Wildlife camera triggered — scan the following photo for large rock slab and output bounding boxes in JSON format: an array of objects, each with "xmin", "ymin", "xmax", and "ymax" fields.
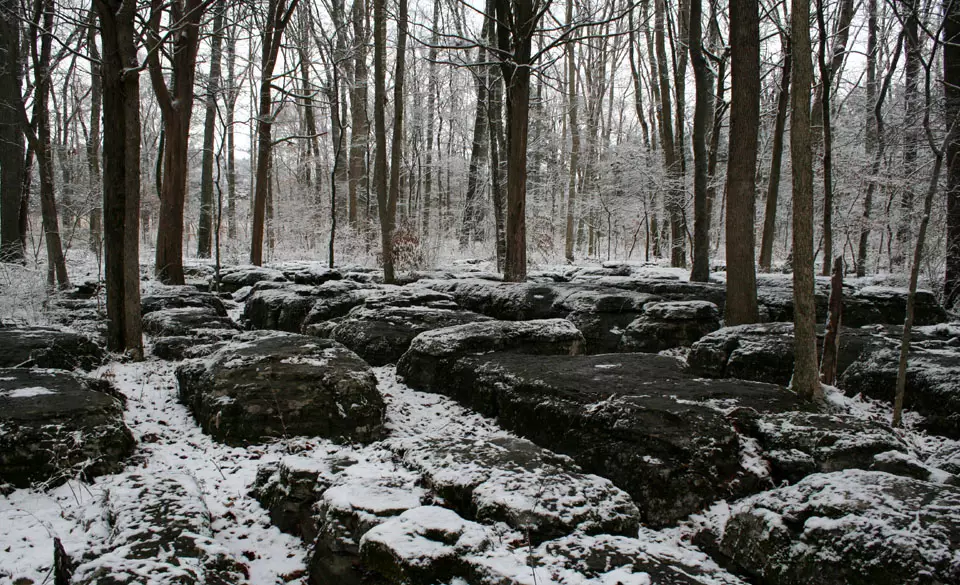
[
  {"xmin": 330, "ymin": 306, "xmax": 493, "ymax": 366},
  {"xmin": 214, "ymin": 265, "xmax": 288, "ymax": 293},
  {"xmin": 73, "ymin": 473, "xmax": 247, "ymax": 585},
  {"xmin": 710, "ymin": 470, "xmax": 960, "ymax": 585},
  {"xmin": 392, "ymin": 434, "xmax": 640, "ymax": 542},
  {"xmin": 361, "ymin": 507, "xmax": 747, "ymax": 585},
  {"xmin": 0, "ymin": 326, "xmax": 104, "ymax": 370},
  {"xmin": 396, "ymin": 319, "xmax": 585, "ymax": 392},
  {"xmin": 175, "ymin": 332, "xmax": 385, "ymax": 444},
  {"xmin": 141, "ymin": 285, "xmax": 227, "ymax": 316},
  {"xmin": 243, "ymin": 284, "xmax": 327, "ymax": 332},
  {"xmin": 619, "ymin": 300, "xmax": 721, "ymax": 352},
  {"xmin": 142, "ymin": 307, "xmax": 239, "ymax": 337},
  {"xmin": 401, "ymin": 351, "xmax": 804, "ymax": 526},
  {"xmin": 0, "ymin": 368, "xmax": 134, "ymax": 488}
]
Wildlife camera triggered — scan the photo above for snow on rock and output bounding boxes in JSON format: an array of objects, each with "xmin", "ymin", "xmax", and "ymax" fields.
[
  {"xmin": 176, "ymin": 332, "xmax": 385, "ymax": 444},
  {"xmin": 0, "ymin": 368, "xmax": 134, "ymax": 489},
  {"xmin": 142, "ymin": 306, "xmax": 240, "ymax": 337},
  {"xmin": 214, "ymin": 265, "xmax": 288, "ymax": 293},
  {"xmin": 0, "ymin": 325, "xmax": 105, "ymax": 370},
  {"xmin": 331, "ymin": 305, "xmax": 493, "ymax": 366},
  {"xmin": 243, "ymin": 284, "xmax": 329, "ymax": 332},
  {"xmin": 710, "ymin": 469, "xmax": 960, "ymax": 585},
  {"xmin": 72, "ymin": 472, "xmax": 248, "ymax": 585},
  {"xmin": 141, "ymin": 285, "xmax": 227, "ymax": 316},
  {"xmin": 392, "ymin": 434, "xmax": 640, "ymax": 542}
]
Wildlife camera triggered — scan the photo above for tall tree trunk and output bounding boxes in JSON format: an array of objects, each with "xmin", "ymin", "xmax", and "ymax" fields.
[
  {"xmin": 689, "ymin": 0, "xmax": 711, "ymax": 281},
  {"xmin": 95, "ymin": 0, "xmax": 143, "ymax": 356},
  {"xmin": 21, "ymin": 0, "xmax": 68, "ymax": 288},
  {"xmin": 816, "ymin": 0, "xmax": 835, "ymax": 275},
  {"xmin": 791, "ymin": 0, "xmax": 821, "ymax": 401},
  {"xmin": 422, "ymin": 0, "xmax": 438, "ymax": 242},
  {"xmin": 461, "ymin": 44, "xmax": 488, "ymax": 249},
  {"xmin": 197, "ymin": 0, "xmax": 225, "ymax": 258},
  {"xmin": 628, "ymin": 8, "xmax": 651, "ymax": 148},
  {"xmin": 87, "ymin": 13, "xmax": 103, "ymax": 254},
  {"xmin": 383, "ymin": 0, "xmax": 407, "ymax": 282},
  {"xmin": 487, "ymin": 1, "xmax": 507, "ymax": 271},
  {"xmin": 148, "ymin": 0, "xmax": 205, "ymax": 284},
  {"xmin": 250, "ymin": 0, "xmax": 300, "ymax": 266},
  {"xmin": 654, "ymin": 0, "xmax": 683, "ymax": 266},
  {"xmin": 348, "ymin": 0, "xmax": 369, "ymax": 229},
  {"xmin": 495, "ymin": 0, "xmax": 537, "ymax": 282},
  {"xmin": 225, "ymin": 21, "xmax": 238, "ymax": 241},
  {"xmin": 759, "ymin": 37, "xmax": 791, "ymax": 272},
  {"xmin": 945, "ymin": 0, "xmax": 960, "ymax": 307},
  {"xmin": 896, "ymin": 0, "xmax": 921, "ymax": 268},
  {"xmin": 565, "ymin": 0, "xmax": 579, "ymax": 263},
  {"xmin": 0, "ymin": 0, "xmax": 25, "ymax": 262},
  {"xmin": 372, "ymin": 0, "xmax": 391, "ymax": 280},
  {"xmin": 724, "ymin": 0, "xmax": 760, "ymax": 324}
]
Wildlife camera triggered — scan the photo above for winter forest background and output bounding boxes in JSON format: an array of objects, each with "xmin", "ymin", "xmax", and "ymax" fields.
[{"xmin": 2, "ymin": 0, "xmax": 960, "ymax": 339}]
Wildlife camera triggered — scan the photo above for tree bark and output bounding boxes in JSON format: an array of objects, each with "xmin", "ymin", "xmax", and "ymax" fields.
[
  {"xmin": 759, "ymin": 37, "xmax": 790, "ymax": 273},
  {"xmin": 249, "ymin": 0, "xmax": 300, "ymax": 266},
  {"xmin": 896, "ymin": 0, "xmax": 921, "ymax": 268},
  {"xmin": 564, "ymin": 0, "xmax": 579, "ymax": 263},
  {"xmin": 816, "ymin": 0, "xmax": 835, "ymax": 276},
  {"xmin": 0, "ymin": 0, "xmax": 25, "ymax": 262},
  {"xmin": 95, "ymin": 0, "xmax": 143, "ymax": 357},
  {"xmin": 86, "ymin": 13, "xmax": 103, "ymax": 254},
  {"xmin": 820, "ymin": 255, "xmax": 843, "ymax": 385},
  {"xmin": 372, "ymin": 0, "xmax": 391, "ymax": 279},
  {"xmin": 422, "ymin": 0, "xmax": 439, "ymax": 243},
  {"xmin": 945, "ymin": 0, "xmax": 960, "ymax": 307},
  {"xmin": 689, "ymin": 0, "xmax": 711, "ymax": 281},
  {"xmin": 653, "ymin": 0, "xmax": 684, "ymax": 267},
  {"xmin": 791, "ymin": 0, "xmax": 821, "ymax": 401},
  {"xmin": 383, "ymin": 0, "xmax": 407, "ymax": 282},
  {"xmin": 487, "ymin": 2, "xmax": 507, "ymax": 272},
  {"xmin": 197, "ymin": 0, "xmax": 225, "ymax": 259},
  {"xmin": 461, "ymin": 43, "xmax": 488, "ymax": 249},
  {"xmin": 723, "ymin": 0, "xmax": 760, "ymax": 324},
  {"xmin": 348, "ymin": 0, "xmax": 369, "ymax": 229},
  {"xmin": 225, "ymin": 16, "xmax": 238, "ymax": 240}
]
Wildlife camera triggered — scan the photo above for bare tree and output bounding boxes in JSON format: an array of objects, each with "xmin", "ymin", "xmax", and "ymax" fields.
[
  {"xmin": 198, "ymin": 0, "xmax": 226, "ymax": 258},
  {"xmin": 0, "ymin": 0, "xmax": 25, "ymax": 262},
  {"xmin": 689, "ymin": 0, "xmax": 711, "ymax": 281}
]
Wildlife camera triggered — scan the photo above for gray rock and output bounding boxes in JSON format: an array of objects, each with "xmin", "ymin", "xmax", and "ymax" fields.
[
  {"xmin": 141, "ymin": 285, "xmax": 227, "ymax": 316},
  {"xmin": 619, "ymin": 300, "xmax": 721, "ymax": 352},
  {"xmin": 713, "ymin": 470, "xmax": 960, "ymax": 585},
  {"xmin": 73, "ymin": 473, "xmax": 247, "ymax": 585},
  {"xmin": 142, "ymin": 307, "xmax": 239, "ymax": 337},
  {"xmin": 396, "ymin": 319, "xmax": 585, "ymax": 391},
  {"xmin": 331, "ymin": 306, "xmax": 492, "ymax": 366},
  {"xmin": 393, "ymin": 434, "xmax": 640, "ymax": 542},
  {"xmin": 0, "ymin": 368, "xmax": 134, "ymax": 488},
  {"xmin": 176, "ymin": 332, "xmax": 385, "ymax": 444},
  {"xmin": 215, "ymin": 265, "xmax": 288, "ymax": 293},
  {"xmin": 0, "ymin": 326, "xmax": 104, "ymax": 370}
]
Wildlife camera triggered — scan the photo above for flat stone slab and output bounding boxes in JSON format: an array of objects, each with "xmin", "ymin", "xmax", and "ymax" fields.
[
  {"xmin": 176, "ymin": 332, "xmax": 385, "ymax": 445},
  {"xmin": 330, "ymin": 306, "xmax": 493, "ymax": 366},
  {"xmin": 709, "ymin": 470, "xmax": 960, "ymax": 585},
  {"xmin": 142, "ymin": 307, "xmax": 239, "ymax": 338},
  {"xmin": 619, "ymin": 300, "xmax": 721, "ymax": 352},
  {"xmin": 392, "ymin": 434, "xmax": 640, "ymax": 542},
  {"xmin": 214, "ymin": 265, "xmax": 288, "ymax": 293},
  {"xmin": 73, "ymin": 473, "xmax": 247, "ymax": 585},
  {"xmin": 141, "ymin": 285, "xmax": 227, "ymax": 316},
  {"xmin": 0, "ymin": 326, "xmax": 105, "ymax": 370},
  {"xmin": 400, "ymin": 350, "xmax": 805, "ymax": 526},
  {"xmin": 396, "ymin": 318, "xmax": 585, "ymax": 391},
  {"xmin": 0, "ymin": 368, "xmax": 134, "ymax": 489}
]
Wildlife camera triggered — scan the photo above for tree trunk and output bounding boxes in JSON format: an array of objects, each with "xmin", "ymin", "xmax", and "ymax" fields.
[
  {"xmin": 724, "ymin": 0, "xmax": 760, "ymax": 325},
  {"xmin": 422, "ymin": 0, "xmax": 439, "ymax": 243},
  {"xmin": 565, "ymin": 0, "xmax": 579, "ymax": 263},
  {"xmin": 384, "ymin": 0, "xmax": 407, "ymax": 282},
  {"xmin": 250, "ymin": 0, "xmax": 300, "ymax": 266},
  {"xmin": 759, "ymin": 38, "xmax": 790, "ymax": 272},
  {"xmin": 0, "ymin": 0, "xmax": 25, "ymax": 262},
  {"xmin": 197, "ymin": 0, "xmax": 225, "ymax": 258},
  {"xmin": 22, "ymin": 0, "xmax": 68, "ymax": 288},
  {"xmin": 816, "ymin": 0, "xmax": 835, "ymax": 276},
  {"xmin": 86, "ymin": 14, "xmax": 103, "ymax": 254},
  {"xmin": 653, "ymin": 0, "xmax": 683, "ymax": 267},
  {"xmin": 95, "ymin": 0, "xmax": 143, "ymax": 357},
  {"xmin": 791, "ymin": 0, "xmax": 821, "ymax": 401},
  {"xmin": 461, "ymin": 43, "xmax": 488, "ymax": 249},
  {"xmin": 372, "ymin": 0, "xmax": 391, "ymax": 280},
  {"xmin": 488, "ymin": 19, "xmax": 507, "ymax": 272},
  {"xmin": 348, "ymin": 0, "xmax": 369, "ymax": 229},
  {"xmin": 945, "ymin": 0, "xmax": 960, "ymax": 307},
  {"xmin": 689, "ymin": 0, "xmax": 711, "ymax": 281},
  {"xmin": 225, "ymin": 21, "xmax": 238, "ymax": 240},
  {"xmin": 896, "ymin": 0, "xmax": 921, "ymax": 268},
  {"xmin": 820, "ymin": 255, "xmax": 843, "ymax": 385}
]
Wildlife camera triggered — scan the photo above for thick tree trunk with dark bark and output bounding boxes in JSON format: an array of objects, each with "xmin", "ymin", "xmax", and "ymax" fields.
[
  {"xmin": 0, "ymin": 0, "xmax": 24, "ymax": 263},
  {"xmin": 96, "ymin": 0, "xmax": 143, "ymax": 357},
  {"xmin": 945, "ymin": 0, "xmax": 960, "ymax": 307},
  {"xmin": 565, "ymin": 0, "xmax": 579, "ymax": 263},
  {"xmin": 348, "ymin": 0, "xmax": 369, "ymax": 229},
  {"xmin": 373, "ymin": 0, "xmax": 391, "ymax": 280},
  {"xmin": 820, "ymin": 256, "xmax": 843, "ymax": 385},
  {"xmin": 461, "ymin": 43, "xmax": 488, "ymax": 249},
  {"xmin": 724, "ymin": 0, "xmax": 760, "ymax": 324}
]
